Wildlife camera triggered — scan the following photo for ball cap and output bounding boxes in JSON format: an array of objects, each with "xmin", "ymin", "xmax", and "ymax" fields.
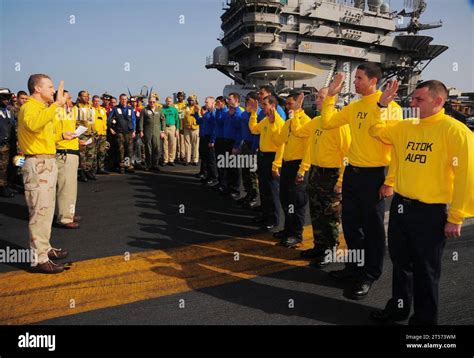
[{"xmin": 0, "ymin": 88, "xmax": 13, "ymax": 99}]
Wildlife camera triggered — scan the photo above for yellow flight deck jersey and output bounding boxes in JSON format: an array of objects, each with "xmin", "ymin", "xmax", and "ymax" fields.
[
  {"xmin": 183, "ymin": 106, "xmax": 199, "ymax": 130},
  {"xmin": 93, "ymin": 105, "xmax": 108, "ymax": 136},
  {"xmin": 55, "ymin": 106, "xmax": 79, "ymax": 151},
  {"xmin": 292, "ymin": 114, "xmax": 351, "ymax": 185},
  {"xmin": 18, "ymin": 97, "xmax": 58, "ymax": 155},
  {"xmin": 271, "ymin": 109, "xmax": 311, "ymax": 162},
  {"xmin": 321, "ymin": 90, "xmax": 402, "ymax": 186},
  {"xmin": 175, "ymin": 102, "xmax": 186, "ymax": 111},
  {"xmin": 370, "ymin": 108, "xmax": 474, "ymax": 225},
  {"xmin": 77, "ymin": 103, "xmax": 96, "ymax": 135},
  {"xmin": 248, "ymin": 111, "xmax": 285, "ymax": 172},
  {"xmin": 175, "ymin": 102, "xmax": 187, "ymax": 130}
]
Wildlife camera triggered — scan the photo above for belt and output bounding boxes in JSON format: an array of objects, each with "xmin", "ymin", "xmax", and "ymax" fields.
[
  {"xmin": 312, "ymin": 166, "xmax": 339, "ymax": 174},
  {"xmin": 394, "ymin": 193, "xmax": 446, "ymax": 208},
  {"xmin": 166, "ymin": 124, "xmax": 176, "ymax": 128},
  {"xmin": 259, "ymin": 151, "xmax": 276, "ymax": 156},
  {"xmin": 25, "ymin": 154, "xmax": 55, "ymax": 159},
  {"xmin": 57, "ymin": 149, "xmax": 80, "ymax": 156},
  {"xmin": 347, "ymin": 165, "xmax": 385, "ymax": 174},
  {"xmin": 283, "ymin": 159, "xmax": 302, "ymax": 165}
]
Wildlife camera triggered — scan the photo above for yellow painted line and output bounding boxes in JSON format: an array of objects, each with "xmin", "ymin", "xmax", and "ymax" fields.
[{"xmin": 0, "ymin": 226, "xmax": 346, "ymax": 325}]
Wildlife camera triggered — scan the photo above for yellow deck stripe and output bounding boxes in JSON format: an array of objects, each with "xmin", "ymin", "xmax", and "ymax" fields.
[{"xmin": 0, "ymin": 226, "xmax": 346, "ymax": 325}]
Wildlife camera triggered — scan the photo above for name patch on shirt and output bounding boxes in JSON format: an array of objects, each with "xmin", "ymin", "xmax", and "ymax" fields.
[
  {"xmin": 356, "ymin": 112, "xmax": 368, "ymax": 120},
  {"xmin": 405, "ymin": 141, "xmax": 434, "ymax": 164}
]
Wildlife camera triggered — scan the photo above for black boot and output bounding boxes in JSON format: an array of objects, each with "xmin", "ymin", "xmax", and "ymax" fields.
[
  {"xmin": 78, "ymin": 170, "xmax": 88, "ymax": 182},
  {"xmin": 0, "ymin": 186, "xmax": 14, "ymax": 198},
  {"xmin": 85, "ymin": 170, "xmax": 97, "ymax": 181}
]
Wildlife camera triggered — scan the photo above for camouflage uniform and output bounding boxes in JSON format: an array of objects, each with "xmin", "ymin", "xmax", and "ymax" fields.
[
  {"xmin": 116, "ymin": 132, "xmax": 134, "ymax": 170},
  {"xmin": 307, "ymin": 167, "xmax": 342, "ymax": 251},
  {"xmin": 108, "ymin": 105, "xmax": 136, "ymax": 172},
  {"xmin": 0, "ymin": 107, "xmax": 16, "ymax": 188},
  {"xmin": 93, "ymin": 105, "xmax": 109, "ymax": 172},
  {"xmin": 0, "ymin": 144, "xmax": 10, "ymax": 187},
  {"xmin": 77, "ymin": 105, "xmax": 97, "ymax": 172},
  {"xmin": 78, "ymin": 134, "xmax": 96, "ymax": 171},
  {"xmin": 95, "ymin": 135, "xmax": 109, "ymax": 171}
]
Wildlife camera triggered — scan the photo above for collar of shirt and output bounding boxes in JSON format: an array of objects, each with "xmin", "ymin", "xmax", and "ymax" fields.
[
  {"xmin": 360, "ymin": 90, "xmax": 382, "ymax": 103},
  {"xmin": 418, "ymin": 109, "xmax": 446, "ymax": 125}
]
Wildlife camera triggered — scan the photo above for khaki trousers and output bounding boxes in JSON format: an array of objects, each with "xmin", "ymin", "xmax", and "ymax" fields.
[
  {"xmin": 184, "ymin": 128, "xmax": 200, "ymax": 164},
  {"xmin": 179, "ymin": 132, "xmax": 186, "ymax": 160},
  {"xmin": 56, "ymin": 153, "xmax": 79, "ymax": 225},
  {"xmin": 163, "ymin": 125, "xmax": 177, "ymax": 163},
  {"xmin": 22, "ymin": 157, "xmax": 58, "ymax": 265}
]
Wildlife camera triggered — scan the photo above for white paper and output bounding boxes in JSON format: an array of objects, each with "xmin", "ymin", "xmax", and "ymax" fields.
[
  {"xmin": 84, "ymin": 138, "xmax": 93, "ymax": 145},
  {"xmin": 75, "ymin": 126, "xmax": 88, "ymax": 137}
]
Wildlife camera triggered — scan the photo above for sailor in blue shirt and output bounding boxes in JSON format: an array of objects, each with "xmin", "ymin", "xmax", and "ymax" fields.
[
  {"xmin": 233, "ymin": 91, "xmax": 261, "ymax": 208},
  {"xmin": 220, "ymin": 93, "xmax": 243, "ymax": 199},
  {"xmin": 0, "ymin": 88, "xmax": 16, "ymax": 198},
  {"xmin": 193, "ymin": 97, "xmax": 218, "ymax": 186},
  {"xmin": 258, "ymin": 85, "xmax": 287, "ymax": 121},
  {"xmin": 214, "ymin": 96, "xmax": 228, "ymax": 192},
  {"xmin": 107, "ymin": 93, "xmax": 137, "ymax": 173}
]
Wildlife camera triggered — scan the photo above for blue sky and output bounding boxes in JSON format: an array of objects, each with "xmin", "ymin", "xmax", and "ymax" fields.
[{"xmin": 0, "ymin": 0, "xmax": 473, "ymax": 102}]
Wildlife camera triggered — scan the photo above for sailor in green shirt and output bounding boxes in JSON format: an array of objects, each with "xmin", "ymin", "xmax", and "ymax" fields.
[{"xmin": 162, "ymin": 96, "xmax": 180, "ymax": 165}]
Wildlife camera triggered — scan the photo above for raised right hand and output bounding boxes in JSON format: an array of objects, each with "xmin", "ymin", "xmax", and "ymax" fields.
[
  {"xmin": 328, "ymin": 73, "xmax": 345, "ymax": 97},
  {"xmin": 268, "ymin": 108, "xmax": 276, "ymax": 123},
  {"xmin": 248, "ymin": 98, "xmax": 259, "ymax": 113},
  {"xmin": 295, "ymin": 93, "xmax": 305, "ymax": 111},
  {"xmin": 55, "ymin": 80, "xmax": 66, "ymax": 107}
]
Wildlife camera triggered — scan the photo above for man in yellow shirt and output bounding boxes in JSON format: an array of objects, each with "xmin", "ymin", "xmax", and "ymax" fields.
[
  {"xmin": 92, "ymin": 95, "xmax": 110, "ymax": 175},
  {"xmin": 183, "ymin": 95, "xmax": 200, "ymax": 166},
  {"xmin": 76, "ymin": 91, "xmax": 98, "ymax": 181},
  {"xmin": 321, "ymin": 62, "xmax": 402, "ymax": 300},
  {"xmin": 271, "ymin": 92, "xmax": 311, "ymax": 247},
  {"xmin": 292, "ymin": 88, "xmax": 351, "ymax": 267},
  {"xmin": 369, "ymin": 80, "xmax": 474, "ymax": 325},
  {"xmin": 18, "ymin": 74, "xmax": 72, "ymax": 274},
  {"xmin": 175, "ymin": 91, "xmax": 187, "ymax": 163},
  {"xmin": 54, "ymin": 90, "xmax": 81, "ymax": 229},
  {"xmin": 248, "ymin": 95, "xmax": 285, "ymax": 231}
]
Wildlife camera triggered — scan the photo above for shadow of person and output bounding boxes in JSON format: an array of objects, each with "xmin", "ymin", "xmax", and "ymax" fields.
[
  {"xmin": 0, "ymin": 239, "xmax": 32, "ymax": 272},
  {"xmin": 0, "ymin": 202, "xmax": 29, "ymax": 221}
]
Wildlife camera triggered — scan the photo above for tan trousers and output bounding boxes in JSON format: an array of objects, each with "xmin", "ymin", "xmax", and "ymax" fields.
[
  {"xmin": 163, "ymin": 125, "xmax": 177, "ymax": 163},
  {"xmin": 184, "ymin": 128, "xmax": 200, "ymax": 164},
  {"xmin": 179, "ymin": 132, "xmax": 186, "ymax": 160},
  {"xmin": 56, "ymin": 153, "xmax": 79, "ymax": 225},
  {"xmin": 22, "ymin": 157, "xmax": 58, "ymax": 265}
]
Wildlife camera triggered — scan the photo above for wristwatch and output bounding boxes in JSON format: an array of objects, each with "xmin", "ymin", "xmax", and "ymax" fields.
[{"xmin": 377, "ymin": 101, "xmax": 388, "ymax": 108}]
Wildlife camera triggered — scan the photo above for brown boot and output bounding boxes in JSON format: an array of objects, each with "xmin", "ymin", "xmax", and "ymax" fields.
[
  {"xmin": 32, "ymin": 260, "xmax": 65, "ymax": 274},
  {"xmin": 57, "ymin": 222, "xmax": 80, "ymax": 229},
  {"xmin": 48, "ymin": 248, "xmax": 69, "ymax": 260}
]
